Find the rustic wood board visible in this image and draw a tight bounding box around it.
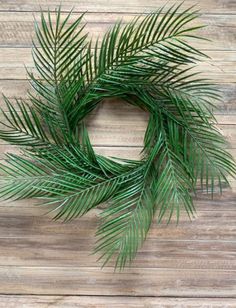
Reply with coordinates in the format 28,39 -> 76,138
0,296 -> 236,308
0,0 -> 236,14
0,0 -> 236,306
0,13 -> 236,51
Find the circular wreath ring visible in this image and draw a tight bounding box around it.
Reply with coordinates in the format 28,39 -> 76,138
0,4 -> 235,269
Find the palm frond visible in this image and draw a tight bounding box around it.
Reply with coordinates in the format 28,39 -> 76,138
0,154 -> 53,200
29,7 -> 89,140
36,165 -> 143,221
70,3 -> 208,124
0,96 -> 50,147
95,177 -> 154,269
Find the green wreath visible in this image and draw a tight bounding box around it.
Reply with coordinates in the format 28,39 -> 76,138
0,4 -> 235,269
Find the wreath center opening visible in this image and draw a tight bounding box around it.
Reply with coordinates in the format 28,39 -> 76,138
85,98 -> 148,160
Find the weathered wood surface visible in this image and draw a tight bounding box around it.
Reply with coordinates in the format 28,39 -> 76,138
0,0 -> 236,306
1,296 -> 236,308
0,0 -> 236,14
0,13 -> 236,51
1,49 -> 236,82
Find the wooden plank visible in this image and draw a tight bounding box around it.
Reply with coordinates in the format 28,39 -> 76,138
0,88 -> 236,123
0,13 -> 236,50
1,80 -> 236,113
0,205 -> 235,241
2,61 -> 236,83
0,295 -> 235,308
1,62 -> 235,83
0,48 -> 231,66
0,229 -> 235,269
0,266 -> 234,296
0,0 -> 235,14
1,49 -> 236,82
1,192 -> 236,211
0,194 -> 235,270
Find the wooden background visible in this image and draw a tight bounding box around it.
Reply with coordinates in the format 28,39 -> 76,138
0,0 -> 236,307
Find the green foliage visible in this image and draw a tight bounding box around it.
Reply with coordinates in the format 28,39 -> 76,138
0,4 -> 235,269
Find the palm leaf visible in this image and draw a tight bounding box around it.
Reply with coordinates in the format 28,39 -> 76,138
95,178 -> 154,269
0,97 -> 50,147
29,7 -> 89,140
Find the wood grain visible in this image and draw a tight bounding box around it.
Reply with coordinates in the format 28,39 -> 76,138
1,202 -> 236,239
0,82 -> 236,117
0,296 -> 236,308
0,0 -> 236,14
0,13 -> 236,51
0,266 -> 235,296
1,48 -> 236,82
1,81 -> 236,114
1,237 -> 235,270
0,199 -> 235,270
